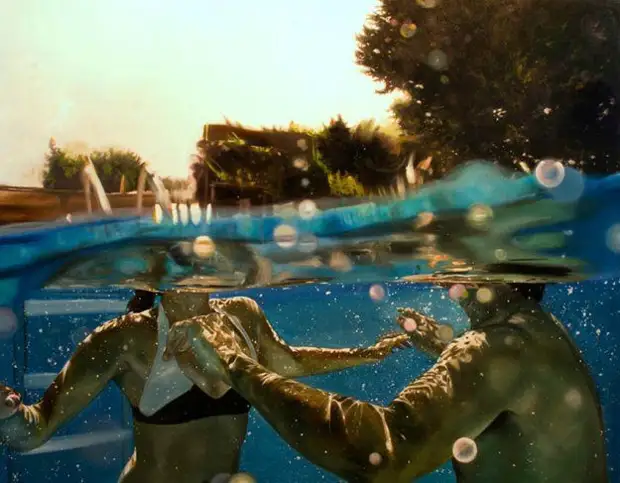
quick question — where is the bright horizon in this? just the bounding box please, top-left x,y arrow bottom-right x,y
0,0 -> 397,187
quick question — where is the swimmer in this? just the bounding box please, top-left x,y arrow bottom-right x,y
167,283 -> 608,482
0,289 -> 412,483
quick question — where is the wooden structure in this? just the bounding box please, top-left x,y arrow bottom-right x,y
0,185 -> 156,225
199,124 -> 315,206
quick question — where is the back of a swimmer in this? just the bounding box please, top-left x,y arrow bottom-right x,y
174,282 -> 608,482
0,289 -> 411,483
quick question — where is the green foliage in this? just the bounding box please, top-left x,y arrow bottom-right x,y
328,172 -> 365,197
42,144 -> 144,191
356,0 -> 620,176
316,116 -> 403,191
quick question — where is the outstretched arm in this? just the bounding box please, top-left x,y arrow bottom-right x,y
175,320 -> 525,481
257,307 -> 411,378
225,296 -> 412,378
0,315 -> 136,452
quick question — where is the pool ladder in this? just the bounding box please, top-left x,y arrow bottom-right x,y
80,159 -> 213,224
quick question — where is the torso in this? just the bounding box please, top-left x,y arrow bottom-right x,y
455,312 -> 607,483
113,297 -> 262,483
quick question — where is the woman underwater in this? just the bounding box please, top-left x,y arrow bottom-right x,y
0,288 -> 411,482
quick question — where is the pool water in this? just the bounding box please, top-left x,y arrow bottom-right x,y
0,280 -> 617,482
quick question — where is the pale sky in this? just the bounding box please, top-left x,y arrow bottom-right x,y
0,0 -> 396,186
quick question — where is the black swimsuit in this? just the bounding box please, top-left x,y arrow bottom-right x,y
131,385 -> 251,425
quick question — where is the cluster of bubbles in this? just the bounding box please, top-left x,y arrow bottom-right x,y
273,200 -> 320,250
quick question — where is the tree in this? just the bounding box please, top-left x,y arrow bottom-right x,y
356,0 -> 620,177
316,116 -> 405,191
42,139 -> 144,191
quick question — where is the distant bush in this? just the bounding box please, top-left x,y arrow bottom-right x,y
42,140 -> 144,192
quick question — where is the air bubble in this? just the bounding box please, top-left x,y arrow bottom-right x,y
296,139 -> 308,151
564,388 -> 583,410
274,224 -> 298,249
193,236 -> 216,258
400,21 -> 417,38
436,324 -> 454,342
369,284 -> 386,302
440,75 -> 450,84
452,437 -> 478,463
329,252 -> 352,272
467,204 -> 493,228
476,287 -> 494,303
0,308 -> 17,339
427,49 -> 448,71
229,473 -> 257,483
606,224 -> 620,253
293,158 -> 309,170
301,178 -> 310,188
415,211 -> 434,228
368,452 -> 383,465
535,159 -> 565,188
417,0 -> 438,7
494,248 -> 507,261
402,318 -> 417,333
298,234 -> 318,253
298,200 -> 317,219
448,284 -> 467,300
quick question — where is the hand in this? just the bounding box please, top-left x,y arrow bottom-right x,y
369,331 -> 414,360
0,385 -> 21,420
396,307 -> 453,357
163,314 -> 245,387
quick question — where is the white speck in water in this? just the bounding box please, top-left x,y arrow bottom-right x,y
301,178 -> 310,188
369,452 -> 383,465
452,437 -> 478,463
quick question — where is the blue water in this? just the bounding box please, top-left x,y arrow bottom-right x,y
0,280 -> 618,482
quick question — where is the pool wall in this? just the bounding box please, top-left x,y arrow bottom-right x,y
0,280 -> 617,482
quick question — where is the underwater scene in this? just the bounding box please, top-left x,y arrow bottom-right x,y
3,0 -> 620,481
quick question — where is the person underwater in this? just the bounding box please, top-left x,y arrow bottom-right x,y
164,282 -> 608,483
0,288 -> 413,483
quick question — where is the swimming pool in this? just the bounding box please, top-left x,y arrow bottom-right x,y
1,280 -> 618,482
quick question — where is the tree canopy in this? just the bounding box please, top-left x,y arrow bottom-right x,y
356,0 -> 620,177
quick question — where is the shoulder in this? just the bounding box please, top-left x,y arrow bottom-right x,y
86,309 -> 156,348
212,296 -> 264,317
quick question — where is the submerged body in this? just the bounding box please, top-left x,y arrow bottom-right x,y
0,292 -> 409,483
168,284 -> 608,482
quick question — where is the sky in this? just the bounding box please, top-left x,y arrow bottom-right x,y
0,0 -> 396,186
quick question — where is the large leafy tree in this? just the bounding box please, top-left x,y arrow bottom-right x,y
356,0 -> 620,177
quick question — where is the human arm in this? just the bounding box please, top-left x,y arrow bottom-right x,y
0,316 -> 134,452
230,297 -> 412,377
396,307 -> 453,358
169,319 -> 526,481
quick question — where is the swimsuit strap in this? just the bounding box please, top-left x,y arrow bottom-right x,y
212,303 -> 258,360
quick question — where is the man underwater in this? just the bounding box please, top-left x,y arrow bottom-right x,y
165,283 -> 608,482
